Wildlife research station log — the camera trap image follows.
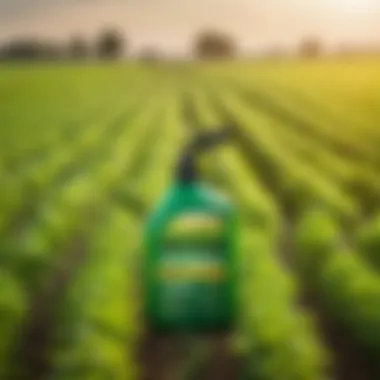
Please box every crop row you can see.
[208,84,358,224]
[48,207,140,380]
[295,209,380,374]
[191,87,329,380]
[37,83,182,380]
[0,79,169,378]
[202,71,380,213]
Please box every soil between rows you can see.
[138,331,243,380]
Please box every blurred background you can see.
[0,0,379,60]
[1,1,380,380]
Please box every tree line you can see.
[0,29,124,61]
[0,27,378,62]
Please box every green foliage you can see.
[319,250,380,364]
[49,209,139,380]
[239,228,328,380]
[357,213,380,270]
[348,169,380,214]
[214,88,359,224]
[294,208,342,283]
[0,271,26,378]
[294,209,380,369]
[1,60,380,379]
[195,83,328,378]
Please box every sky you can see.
[0,0,379,55]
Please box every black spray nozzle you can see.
[176,126,232,182]
[189,127,231,152]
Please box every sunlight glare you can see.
[322,0,380,14]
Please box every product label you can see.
[157,212,226,323]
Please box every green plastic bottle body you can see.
[143,181,238,333]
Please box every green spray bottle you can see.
[142,128,238,334]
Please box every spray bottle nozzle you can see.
[189,127,231,151]
[176,126,232,183]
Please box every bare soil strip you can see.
[11,233,89,380]
[138,331,242,380]
[301,291,377,380]
[279,220,377,380]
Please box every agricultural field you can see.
[1,58,380,380]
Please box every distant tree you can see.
[299,37,323,58]
[68,35,88,59]
[0,40,38,60]
[97,28,125,59]
[193,29,237,59]
[0,38,62,61]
